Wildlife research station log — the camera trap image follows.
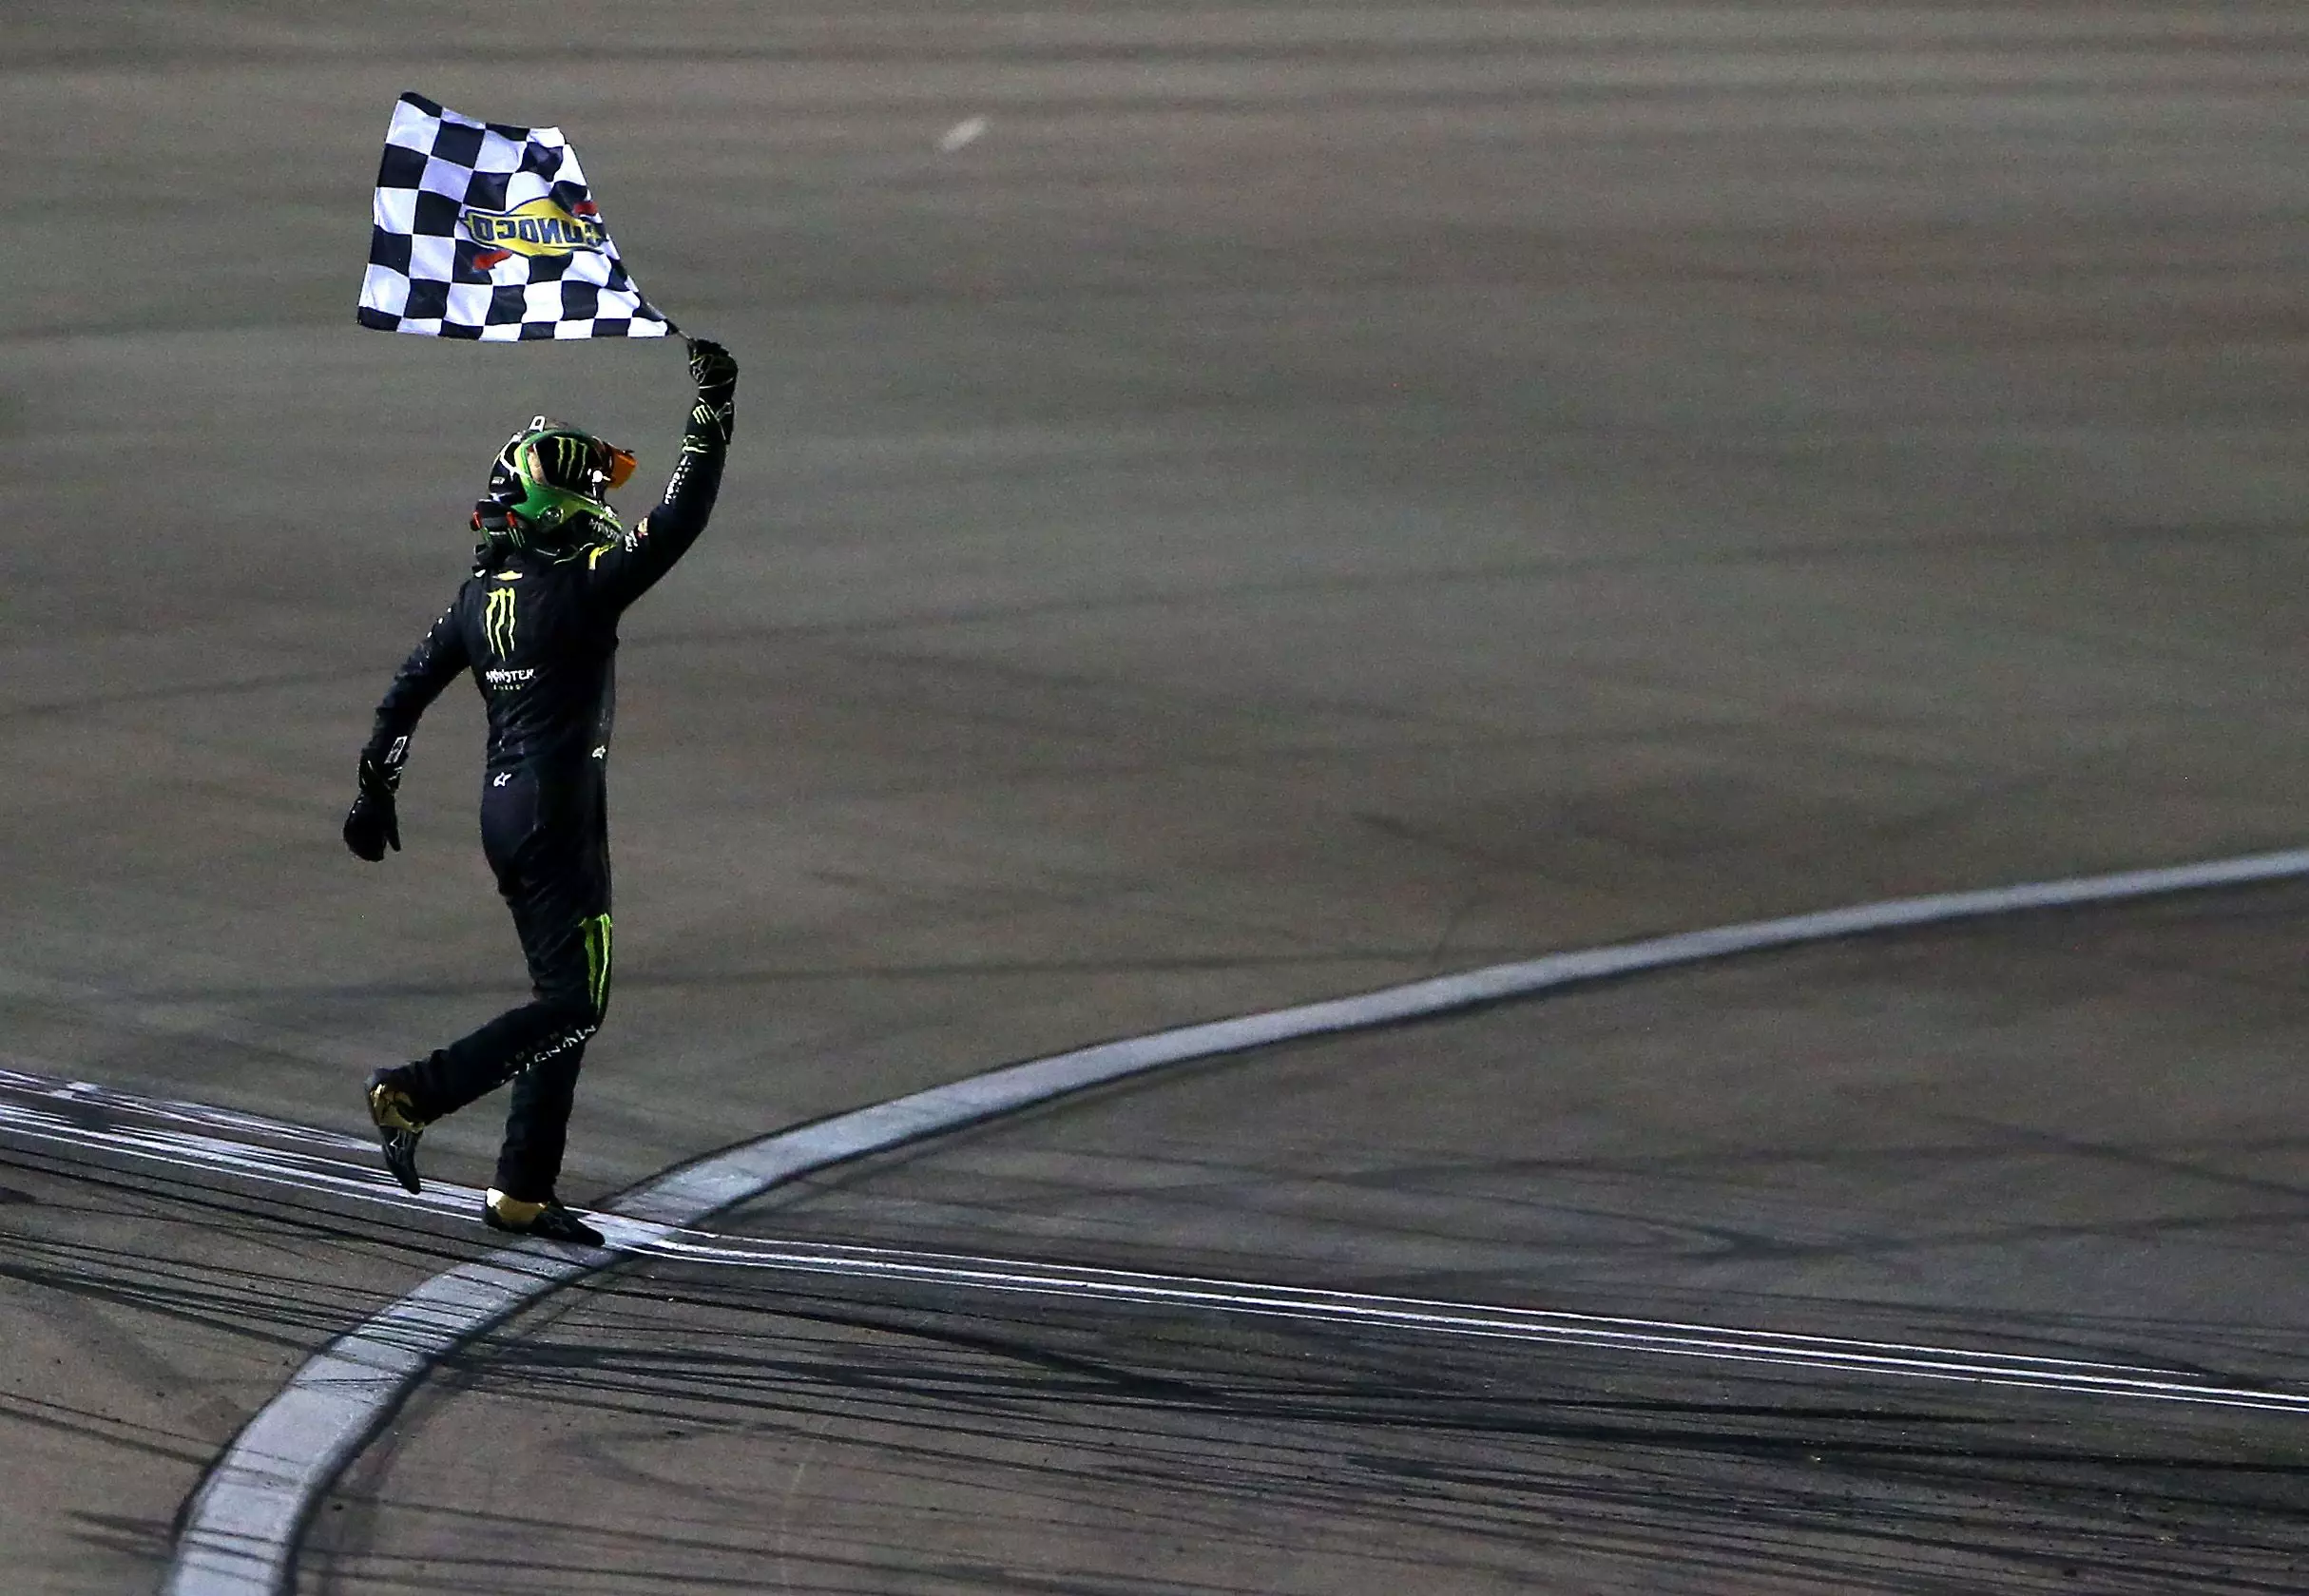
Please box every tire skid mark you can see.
[53,841,2301,1594]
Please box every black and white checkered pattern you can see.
[357,92,672,341]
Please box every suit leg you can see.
[402,770,599,1135]
[494,905,609,1201]
[492,779,611,1202]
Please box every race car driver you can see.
[342,337,740,1245]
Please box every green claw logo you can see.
[583,913,613,1018]
[484,586,519,657]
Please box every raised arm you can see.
[585,338,739,611]
[344,596,471,861]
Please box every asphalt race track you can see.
[6,4,2309,1591]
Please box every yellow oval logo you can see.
[461,197,607,265]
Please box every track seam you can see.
[163,846,2309,1594]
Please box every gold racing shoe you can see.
[364,1067,429,1194]
[484,1188,606,1248]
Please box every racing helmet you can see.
[474,415,638,551]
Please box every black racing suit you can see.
[359,402,726,1202]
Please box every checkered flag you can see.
[357,92,673,341]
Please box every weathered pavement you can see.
[5,4,2308,1590]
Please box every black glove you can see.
[343,757,401,862]
[685,337,738,445]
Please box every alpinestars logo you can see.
[483,586,518,657]
[511,1022,597,1078]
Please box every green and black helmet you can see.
[474,415,638,552]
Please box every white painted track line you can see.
[125,845,2309,1594]
[17,1066,2303,1413]
[0,1061,490,1222]
[634,1233,2309,1414]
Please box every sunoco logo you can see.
[463,197,607,269]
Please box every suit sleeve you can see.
[583,394,730,612]
[359,591,471,779]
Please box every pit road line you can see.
[159,846,2309,1595]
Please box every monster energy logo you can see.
[483,586,518,657]
[550,433,587,484]
[583,913,613,1017]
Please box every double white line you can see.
[9,1059,2302,1428]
